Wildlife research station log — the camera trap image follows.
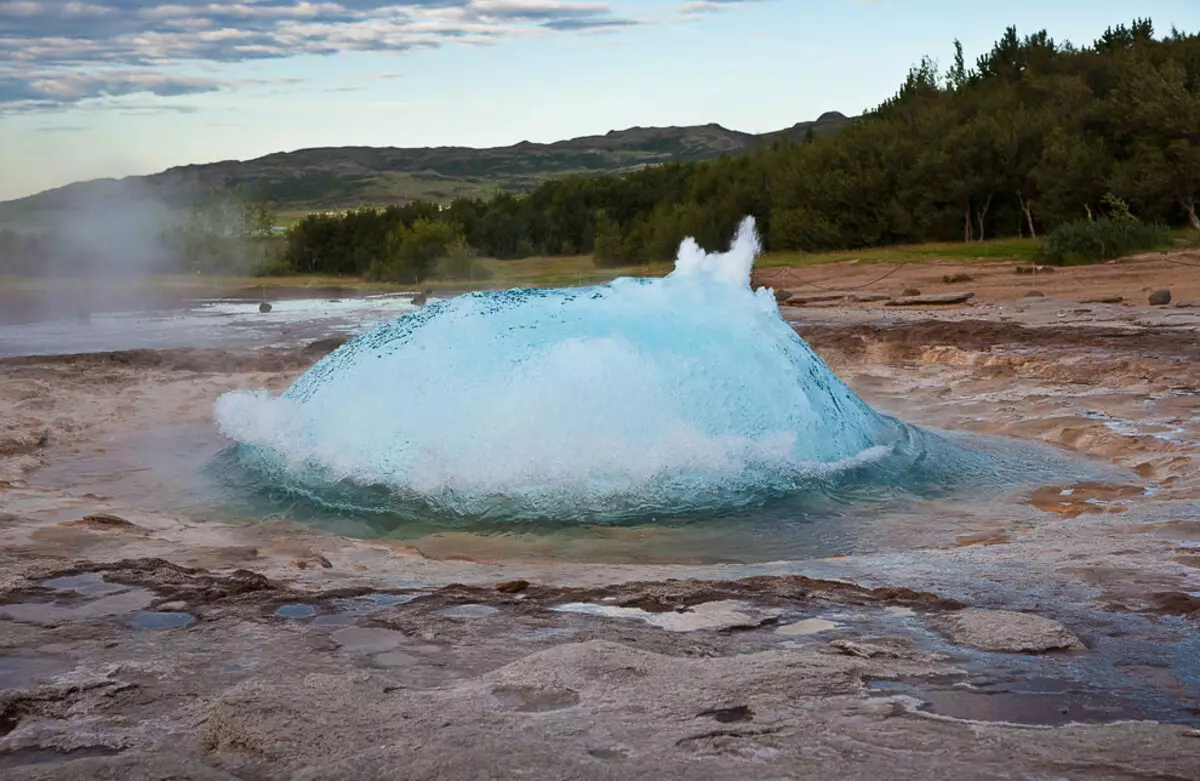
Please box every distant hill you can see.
[1,112,851,221]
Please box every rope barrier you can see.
[757,262,908,292]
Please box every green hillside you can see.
[1,112,851,221]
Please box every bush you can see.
[434,237,493,281]
[1037,215,1167,266]
[592,209,641,268]
[367,218,470,283]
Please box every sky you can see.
[1,0,1198,202]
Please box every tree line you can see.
[280,18,1197,279]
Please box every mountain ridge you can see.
[3,112,851,217]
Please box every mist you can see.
[0,177,276,325]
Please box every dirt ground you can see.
[0,257,1198,779]
[754,250,1200,306]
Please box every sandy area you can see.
[0,259,1198,779]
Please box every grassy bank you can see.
[4,232,1193,298]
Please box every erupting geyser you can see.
[213,217,990,524]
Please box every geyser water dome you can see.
[214,217,1019,526]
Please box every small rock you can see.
[902,287,921,296]
[1149,289,1172,306]
[936,609,1085,653]
[828,638,907,659]
[294,554,333,570]
[258,301,272,313]
[942,273,974,283]
[495,580,530,594]
[886,292,975,307]
[64,513,141,532]
[697,705,753,723]
[770,288,792,303]
[775,618,840,637]
[784,292,849,306]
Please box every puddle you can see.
[0,655,74,689]
[0,572,165,626]
[0,294,417,359]
[869,677,1154,726]
[131,611,196,631]
[436,604,499,619]
[330,627,407,653]
[0,590,156,625]
[291,592,421,628]
[552,600,780,632]
[333,593,420,613]
[275,603,318,619]
[0,746,122,771]
[41,573,127,598]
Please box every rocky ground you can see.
[0,262,1198,779]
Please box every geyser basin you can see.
[213,218,1062,530]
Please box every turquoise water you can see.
[210,217,1089,533]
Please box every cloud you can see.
[679,0,775,15]
[36,124,89,134]
[0,1,643,111]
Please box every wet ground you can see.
[0,268,1198,779]
[0,294,420,358]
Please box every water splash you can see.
[213,217,1016,524]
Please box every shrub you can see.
[1037,215,1167,266]
[434,237,493,281]
[367,218,470,283]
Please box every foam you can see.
[214,217,949,521]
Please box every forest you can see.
[3,19,1197,281]
[277,19,1199,282]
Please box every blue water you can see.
[211,217,1079,531]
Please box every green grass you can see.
[15,232,1194,299]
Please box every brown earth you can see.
[0,258,1198,778]
[754,251,1200,307]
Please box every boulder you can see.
[942,273,974,283]
[902,287,921,296]
[1149,289,1172,306]
[770,288,792,303]
[258,302,273,313]
[886,292,975,307]
[1021,291,1046,298]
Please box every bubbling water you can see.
[213,217,1011,524]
